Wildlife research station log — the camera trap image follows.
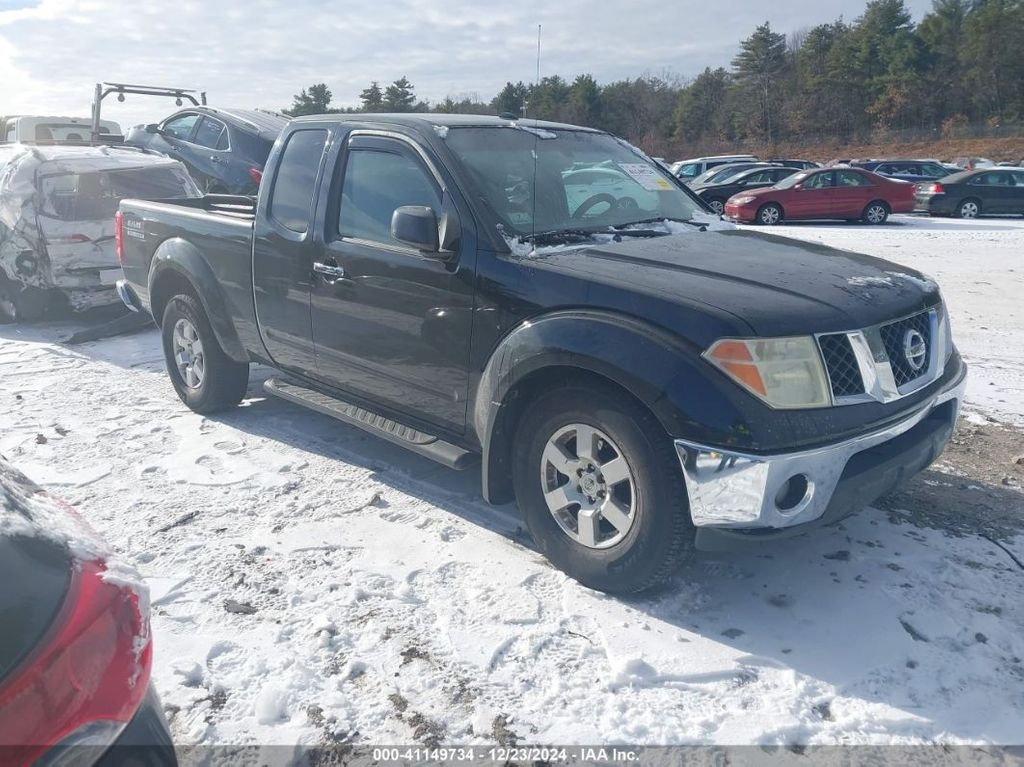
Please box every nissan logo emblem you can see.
[903,329,927,371]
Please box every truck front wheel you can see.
[161,294,249,413]
[512,383,694,594]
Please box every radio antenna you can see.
[536,24,542,84]
[535,24,542,116]
[528,23,542,251]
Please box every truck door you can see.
[309,133,474,434]
[252,128,330,375]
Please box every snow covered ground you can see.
[0,214,1022,748]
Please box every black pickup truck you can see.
[116,114,966,594]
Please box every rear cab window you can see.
[268,129,329,234]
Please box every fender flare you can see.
[473,310,746,503]
[147,237,248,362]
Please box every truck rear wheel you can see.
[512,383,694,594]
[161,294,249,413]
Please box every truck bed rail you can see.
[159,194,257,220]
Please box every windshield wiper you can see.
[612,216,707,231]
[518,228,598,244]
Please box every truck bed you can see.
[117,194,260,354]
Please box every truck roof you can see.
[289,113,601,133]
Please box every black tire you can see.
[957,198,981,219]
[0,278,16,324]
[862,200,890,225]
[0,278,46,323]
[756,203,783,225]
[512,383,694,594]
[161,293,249,414]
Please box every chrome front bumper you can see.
[675,368,966,529]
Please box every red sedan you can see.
[723,167,916,225]
[0,458,175,766]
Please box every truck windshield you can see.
[38,166,199,221]
[444,127,702,238]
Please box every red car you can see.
[723,167,916,225]
[0,458,175,766]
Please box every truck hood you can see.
[529,229,941,336]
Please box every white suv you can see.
[1,115,122,145]
[670,154,758,182]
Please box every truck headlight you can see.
[704,336,831,409]
[731,196,756,205]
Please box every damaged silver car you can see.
[0,144,199,321]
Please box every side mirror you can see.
[391,206,440,253]
[144,123,159,134]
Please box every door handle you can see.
[313,261,345,280]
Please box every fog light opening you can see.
[775,474,810,512]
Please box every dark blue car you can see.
[851,159,954,186]
[125,107,286,195]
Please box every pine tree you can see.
[284,83,334,116]
[383,77,416,112]
[492,81,528,117]
[359,82,384,111]
[732,22,788,143]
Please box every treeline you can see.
[284,0,1024,156]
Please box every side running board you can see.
[264,378,478,471]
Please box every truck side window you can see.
[269,129,328,234]
[338,149,440,247]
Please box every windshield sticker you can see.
[617,163,673,191]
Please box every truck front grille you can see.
[818,333,865,398]
[879,310,932,387]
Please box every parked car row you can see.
[724,166,917,224]
[695,163,1024,224]
[670,152,1024,193]
[670,154,820,183]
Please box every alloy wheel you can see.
[540,423,637,549]
[172,318,205,389]
[959,201,979,219]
